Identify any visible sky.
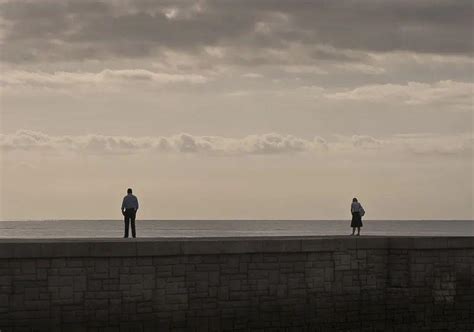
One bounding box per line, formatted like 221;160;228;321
0;0;473;220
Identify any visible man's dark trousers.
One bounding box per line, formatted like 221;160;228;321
124;208;136;238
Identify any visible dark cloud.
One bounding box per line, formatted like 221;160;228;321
0;0;472;64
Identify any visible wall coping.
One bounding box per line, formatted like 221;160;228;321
0;236;472;258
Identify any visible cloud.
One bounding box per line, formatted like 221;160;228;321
241;72;263;79
0;130;328;156
1;0;471;66
351;135;383;149
1;69;209;87
1;130;471;158
395;135;474;157
325;80;473;110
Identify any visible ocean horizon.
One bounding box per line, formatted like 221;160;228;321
1;219;472;239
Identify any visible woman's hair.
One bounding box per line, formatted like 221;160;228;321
352;197;358;202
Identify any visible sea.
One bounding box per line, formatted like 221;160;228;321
0;220;472;238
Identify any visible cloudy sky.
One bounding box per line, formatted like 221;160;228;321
0;0;472;220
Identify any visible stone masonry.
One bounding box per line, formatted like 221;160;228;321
0;236;473;331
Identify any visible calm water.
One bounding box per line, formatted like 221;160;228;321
0;220;472;238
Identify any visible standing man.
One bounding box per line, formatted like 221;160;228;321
121;188;139;238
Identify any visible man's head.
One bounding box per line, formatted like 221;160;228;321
127;188;133;194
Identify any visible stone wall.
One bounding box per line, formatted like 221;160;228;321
0;236;473;331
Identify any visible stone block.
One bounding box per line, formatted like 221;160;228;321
446;237;474;249
261;239;302;253
165;294;188;304
59;287;74;299
324;268;334;282
40;242;91;258
20;261;36;274
229;280;241;291
87;279;102;291
90;242;136;257
181;239;260;255
51;258;67;268
36;260;51;268
356;237;389;249
302;238;357;252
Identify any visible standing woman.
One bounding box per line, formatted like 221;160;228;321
350;197;365;236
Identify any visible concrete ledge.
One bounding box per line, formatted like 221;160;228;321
0;236;472;258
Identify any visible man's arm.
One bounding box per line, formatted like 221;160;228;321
135;197;139;211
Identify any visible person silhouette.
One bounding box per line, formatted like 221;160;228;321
121;188;139;238
350;197;365;236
